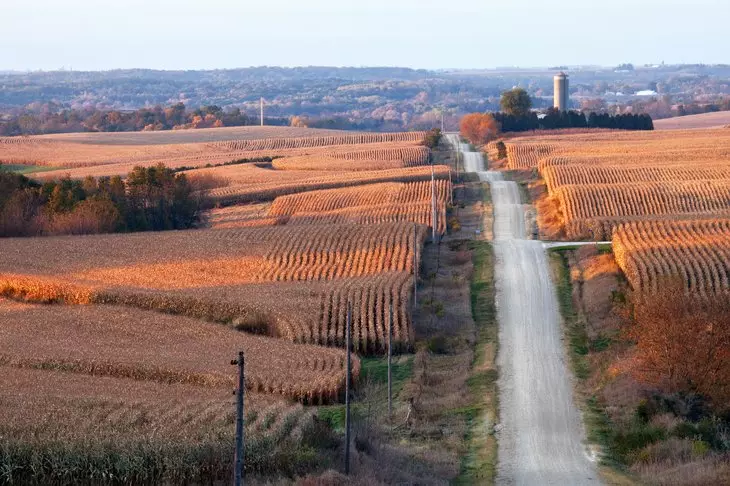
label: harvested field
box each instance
[268,181,451,233]
[654,111,730,130]
[555,181,730,239]
[0,300,355,403]
[272,145,430,171]
[0,224,423,285]
[203,165,451,205]
[504,128,730,170]
[0,366,316,482]
[0,225,423,352]
[25,125,352,145]
[612,219,730,296]
[542,163,730,192]
[3,129,426,176]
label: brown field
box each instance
[1,127,450,481]
[0,224,423,284]
[553,181,730,239]
[612,219,730,296]
[0,224,424,352]
[0,366,305,443]
[541,162,730,192]
[272,145,430,171]
[654,111,730,130]
[516,128,730,240]
[2,129,426,179]
[25,125,351,145]
[0,299,354,403]
[203,165,450,205]
[504,128,730,170]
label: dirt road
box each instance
[445,134,599,485]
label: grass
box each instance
[317,355,414,432]
[1,164,62,174]
[548,248,640,484]
[550,249,591,379]
[455,240,498,485]
[547,243,613,251]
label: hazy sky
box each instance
[3,0,728,71]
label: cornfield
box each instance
[612,219,730,296]
[503,128,730,170]
[0,223,426,351]
[542,164,730,193]
[0,300,356,404]
[0,365,318,483]
[0,127,450,482]
[555,181,730,239]
[205,165,451,205]
[0,224,423,285]
[272,146,430,171]
[209,131,427,152]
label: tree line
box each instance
[0,104,283,136]
[492,109,654,132]
[0,164,204,237]
[460,88,654,144]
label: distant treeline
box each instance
[0,103,293,137]
[492,108,654,132]
[0,164,203,237]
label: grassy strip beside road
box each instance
[456,241,498,484]
[549,248,638,485]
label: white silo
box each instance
[553,72,569,111]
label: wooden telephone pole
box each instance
[231,351,245,486]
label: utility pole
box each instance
[431,165,437,243]
[260,98,264,126]
[231,351,245,486]
[413,225,418,307]
[448,168,453,206]
[344,302,352,475]
[388,302,393,421]
[440,109,445,133]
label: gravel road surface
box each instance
[445,134,600,485]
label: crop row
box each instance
[0,365,319,482]
[209,131,427,152]
[206,165,451,205]
[555,181,730,239]
[612,219,730,296]
[506,143,556,169]
[269,180,451,215]
[272,146,430,171]
[271,272,415,354]
[285,202,448,235]
[541,163,730,192]
[0,223,424,286]
[0,300,356,404]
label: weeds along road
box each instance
[445,134,599,485]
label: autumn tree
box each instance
[290,116,308,128]
[459,113,500,145]
[500,88,532,117]
[629,285,730,409]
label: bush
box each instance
[423,128,442,149]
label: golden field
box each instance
[0,127,446,481]
[505,128,730,241]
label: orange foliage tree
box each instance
[459,113,500,145]
[629,285,730,408]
